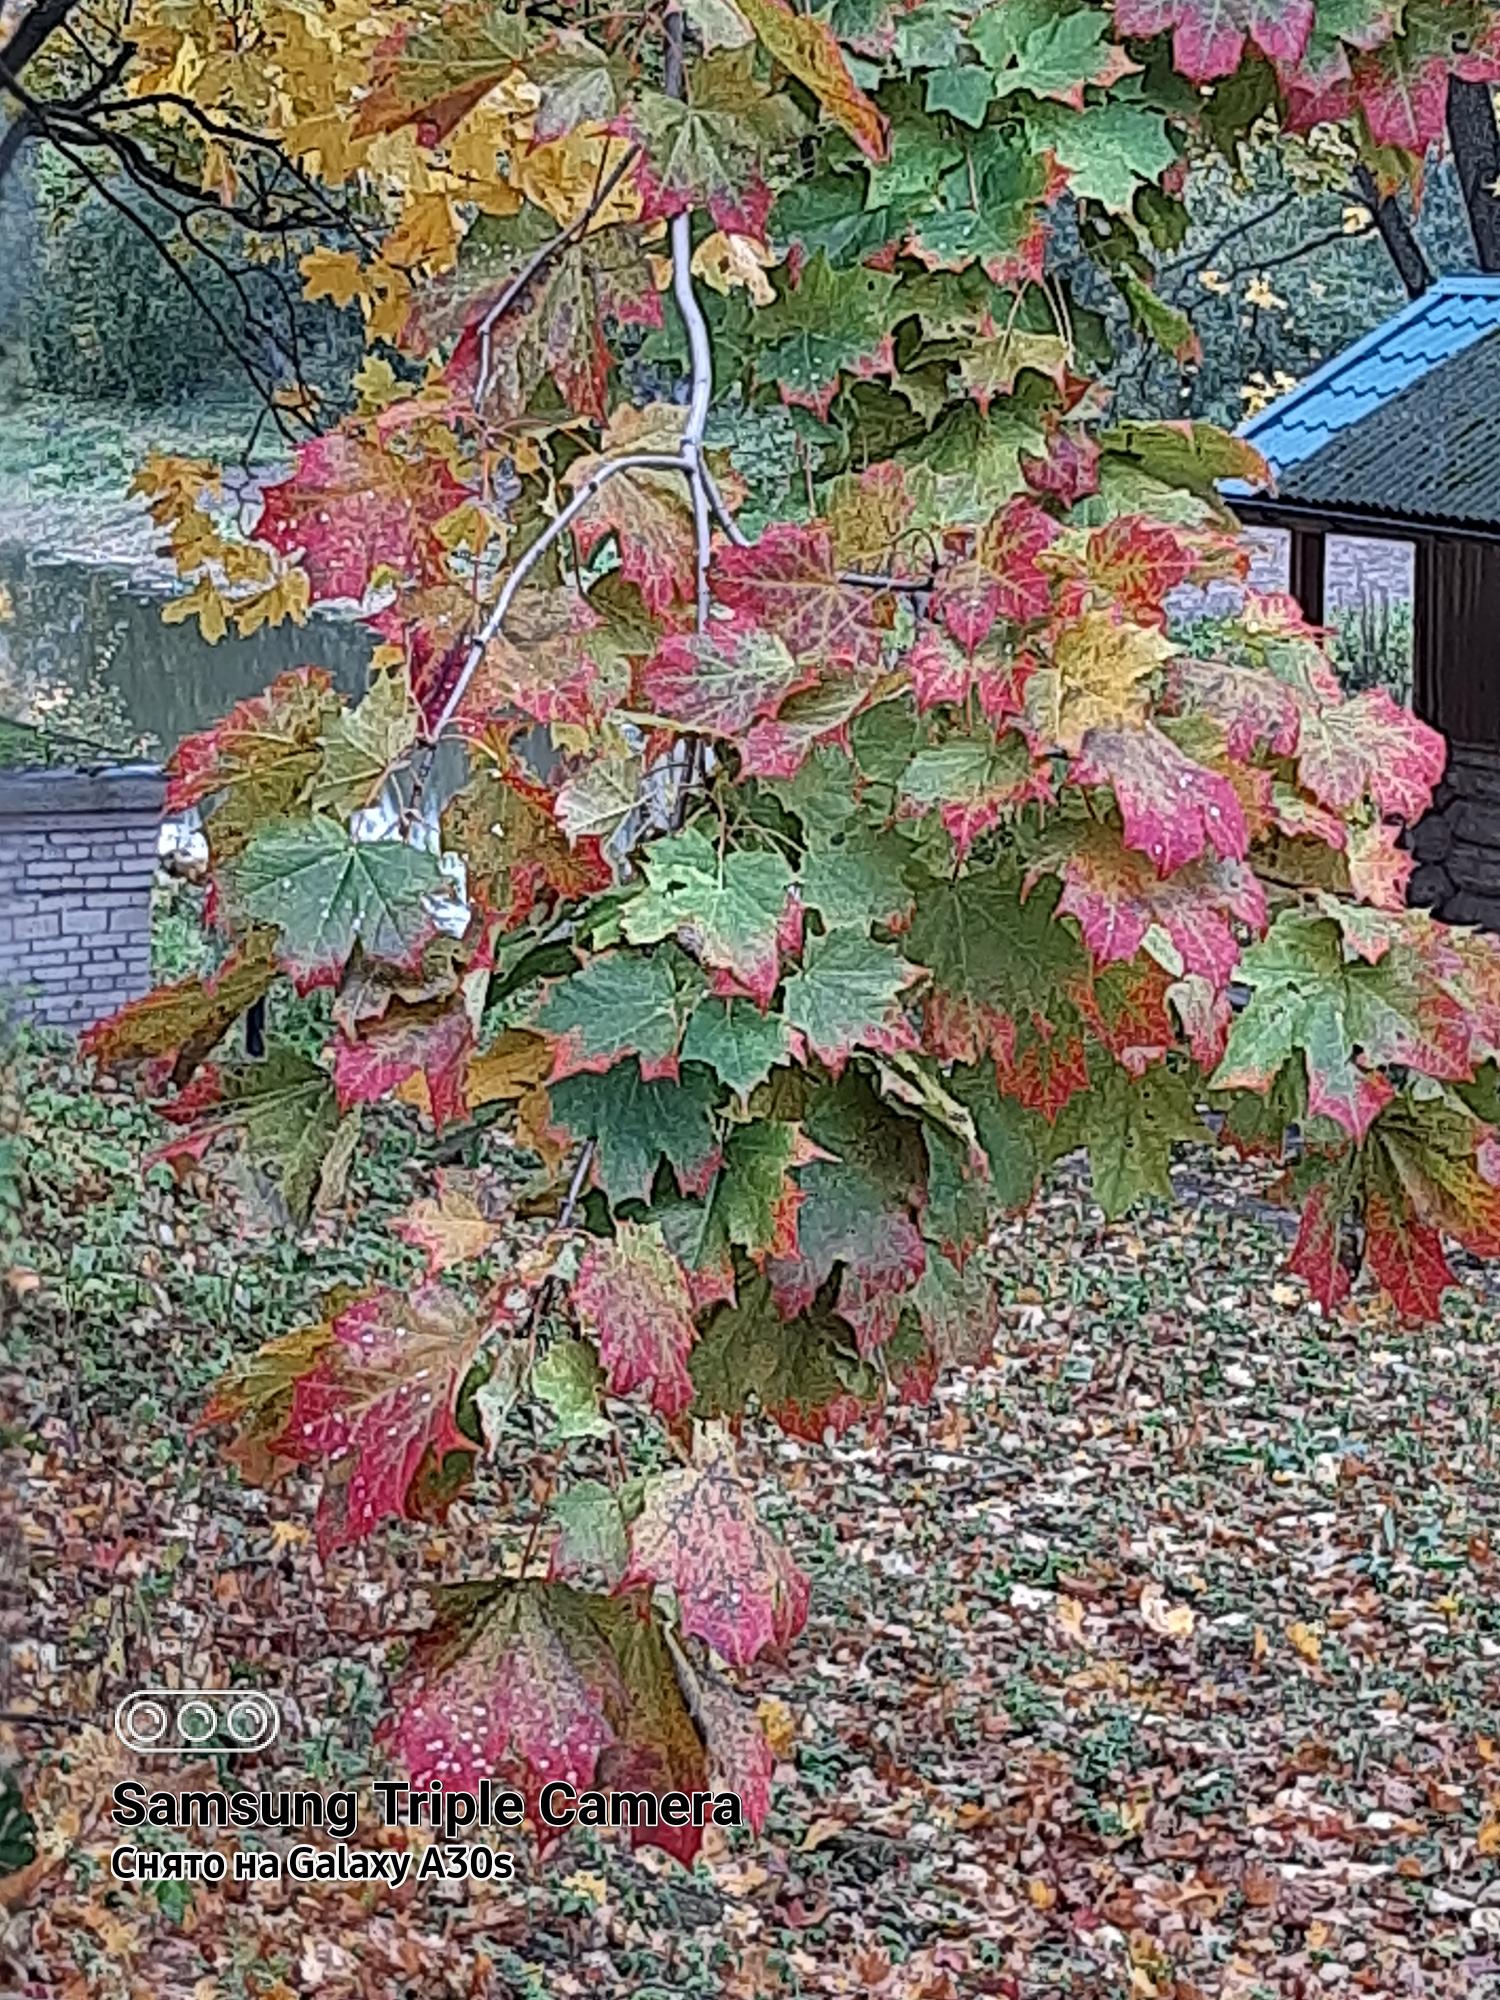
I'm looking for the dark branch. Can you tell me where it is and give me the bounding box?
[1446,75,1500,273]
[1353,162,1432,300]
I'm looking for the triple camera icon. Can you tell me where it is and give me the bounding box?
[114,1688,280,1755]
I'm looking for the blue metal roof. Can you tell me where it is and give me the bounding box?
[1237,272,1500,486]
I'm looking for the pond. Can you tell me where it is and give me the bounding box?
[0,546,371,759]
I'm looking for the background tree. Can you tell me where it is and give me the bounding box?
[46,0,1500,1838]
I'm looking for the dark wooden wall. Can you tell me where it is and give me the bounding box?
[1414,537,1500,745]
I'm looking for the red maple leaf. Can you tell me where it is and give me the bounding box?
[1350,44,1452,153]
[333,1002,474,1131]
[1287,1175,1354,1312]
[1073,724,1249,875]
[573,1224,700,1419]
[1053,827,1264,986]
[1166,654,1301,761]
[624,1439,811,1668]
[272,1286,481,1556]
[1364,1189,1454,1321]
[384,1581,621,1805]
[1021,430,1100,506]
[256,432,468,602]
[997,1026,1090,1122]
[1113,0,1314,83]
[1085,515,1200,626]
[1295,689,1445,822]
[930,497,1059,650]
[710,522,889,667]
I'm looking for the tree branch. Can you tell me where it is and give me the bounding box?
[474,140,640,408]
[425,451,693,742]
[1446,75,1500,273]
[1353,162,1432,300]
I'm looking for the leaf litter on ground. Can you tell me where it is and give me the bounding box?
[3,1037,1500,1998]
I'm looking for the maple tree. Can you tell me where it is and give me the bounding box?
[45,0,1500,1857]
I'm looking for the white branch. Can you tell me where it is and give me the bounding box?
[426,450,690,742]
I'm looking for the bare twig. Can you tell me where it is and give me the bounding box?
[474,141,641,407]
[425,450,691,741]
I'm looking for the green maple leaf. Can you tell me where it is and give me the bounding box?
[908,127,1050,274]
[1067,1061,1203,1217]
[799,826,917,932]
[758,747,861,841]
[681,997,794,1099]
[538,951,699,1077]
[905,868,1086,1063]
[659,1119,806,1294]
[622,829,793,1007]
[311,673,419,816]
[691,1277,871,1434]
[154,1048,341,1223]
[866,120,962,207]
[228,816,441,991]
[549,1479,629,1584]
[783,929,919,1068]
[753,254,899,414]
[1025,101,1178,212]
[550,1060,721,1207]
[532,1338,613,1442]
[972,4,1139,105]
[1210,911,1463,1142]
[924,62,995,127]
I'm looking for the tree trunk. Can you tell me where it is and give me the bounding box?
[1354,164,1433,300]
[1447,76,1500,271]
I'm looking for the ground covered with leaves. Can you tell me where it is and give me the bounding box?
[4,1037,1500,1999]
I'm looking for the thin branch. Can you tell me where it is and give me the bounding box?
[1354,161,1433,300]
[1159,190,1299,282]
[700,458,749,546]
[0,109,30,188]
[1218,219,1374,283]
[42,126,301,438]
[474,141,640,407]
[425,450,692,742]
[90,90,380,251]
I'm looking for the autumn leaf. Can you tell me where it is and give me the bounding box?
[625,1434,811,1666]
[574,1222,699,1418]
[565,405,697,615]
[1112,0,1314,83]
[639,621,816,738]
[622,829,794,1007]
[255,432,468,603]
[930,496,1060,650]
[710,522,890,667]
[395,1176,504,1275]
[271,1285,482,1555]
[1295,688,1446,822]
[734,0,888,160]
[334,1001,474,1132]
[227,818,442,993]
[165,667,341,861]
[384,1581,620,1803]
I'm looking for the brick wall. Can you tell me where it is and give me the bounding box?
[0,765,164,1032]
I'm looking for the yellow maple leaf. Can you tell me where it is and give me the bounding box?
[514,132,641,230]
[1287,1620,1322,1664]
[1041,609,1176,750]
[161,574,231,644]
[692,230,778,304]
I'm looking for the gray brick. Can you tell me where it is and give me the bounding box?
[14,910,58,941]
[61,907,109,936]
[108,905,146,932]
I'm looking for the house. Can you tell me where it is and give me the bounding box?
[1231,271,1500,926]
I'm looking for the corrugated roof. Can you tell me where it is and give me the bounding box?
[1235,272,1500,499]
[1266,325,1500,528]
